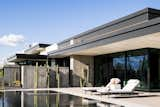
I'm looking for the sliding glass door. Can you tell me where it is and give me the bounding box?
[112,53,125,87]
[94,53,126,87]
[126,50,149,90]
[94,55,107,86]
[149,49,160,90]
[94,49,150,90]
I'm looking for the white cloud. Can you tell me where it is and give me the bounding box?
[0,57,7,68]
[0,34,25,47]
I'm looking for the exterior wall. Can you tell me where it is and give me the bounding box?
[22,65,47,88]
[3,65,20,86]
[59,67,69,87]
[51,66,69,87]
[37,66,47,88]
[49,68,57,88]
[22,66,34,88]
[70,55,94,87]
[21,65,69,88]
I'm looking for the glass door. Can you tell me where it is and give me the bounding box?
[111,53,126,87]
[126,49,149,90]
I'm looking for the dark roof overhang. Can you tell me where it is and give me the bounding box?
[7,54,48,62]
[58,8,160,45]
[24,43,50,54]
[49,16,160,58]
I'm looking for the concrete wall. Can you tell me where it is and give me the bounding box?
[22,66,34,88]
[49,68,57,88]
[3,65,20,86]
[59,67,69,87]
[21,65,69,88]
[22,65,47,88]
[51,66,69,87]
[37,66,47,88]
[70,55,94,87]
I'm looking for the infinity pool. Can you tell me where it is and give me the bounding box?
[0,91,123,107]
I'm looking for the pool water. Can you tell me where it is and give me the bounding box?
[0,91,124,107]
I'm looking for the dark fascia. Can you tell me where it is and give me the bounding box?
[3,64,20,68]
[8,54,48,62]
[24,43,50,54]
[49,16,160,57]
[57,7,160,45]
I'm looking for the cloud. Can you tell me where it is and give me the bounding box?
[0,34,25,47]
[0,57,7,68]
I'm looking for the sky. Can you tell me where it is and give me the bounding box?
[0,0,160,65]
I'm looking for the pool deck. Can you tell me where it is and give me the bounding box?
[0,87,160,107]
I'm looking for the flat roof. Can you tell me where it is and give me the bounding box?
[58,8,160,45]
[3,64,20,68]
[8,54,47,62]
[49,8,160,57]
[24,43,50,54]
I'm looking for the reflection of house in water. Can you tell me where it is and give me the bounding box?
[0,91,122,107]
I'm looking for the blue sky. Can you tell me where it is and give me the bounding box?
[0,0,160,64]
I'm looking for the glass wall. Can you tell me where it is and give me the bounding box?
[149,49,160,90]
[94,53,126,87]
[112,53,125,87]
[126,50,149,90]
[17,60,49,66]
[54,57,70,67]
[94,55,107,86]
[94,48,156,91]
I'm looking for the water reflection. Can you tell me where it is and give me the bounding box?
[0,91,123,107]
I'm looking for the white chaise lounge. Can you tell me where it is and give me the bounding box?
[82,78,121,92]
[97,79,140,95]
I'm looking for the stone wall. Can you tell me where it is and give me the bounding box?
[70,55,94,87]
[37,66,47,88]
[22,65,47,88]
[3,65,20,86]
[59,67,69,87]
[49,68,57,88]
[22,66,34,88]
[21,65,69,88]
[50,66,69,87]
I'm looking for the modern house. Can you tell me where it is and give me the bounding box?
[49,8,160,91]
[7,43,55,88]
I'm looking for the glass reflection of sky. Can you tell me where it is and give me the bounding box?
[128,55,146,72]
[113,57,125,69]
[113,55,147,71]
